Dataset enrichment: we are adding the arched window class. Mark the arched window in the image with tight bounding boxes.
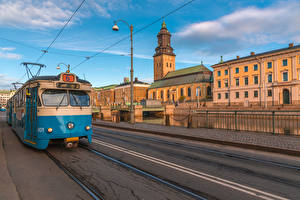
[166,63,168,67]
[160,90,164,100]
[170,63,172,68]
[180,88,184,96]
[188,87,191,97]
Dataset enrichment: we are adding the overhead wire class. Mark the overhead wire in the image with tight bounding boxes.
[35,0,86,63]
[71,0,197,70]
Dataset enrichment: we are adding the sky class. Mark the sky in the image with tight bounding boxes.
[0,0,299,89]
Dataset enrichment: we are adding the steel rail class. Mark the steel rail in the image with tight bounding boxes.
[45,150,104,200]
[79,144,208,200]
[92,126,300,171]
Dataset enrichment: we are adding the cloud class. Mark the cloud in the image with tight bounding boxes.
[0,0,132,29]
[0,74,17,89]
[0,47,22,59]
[175,0,300,55]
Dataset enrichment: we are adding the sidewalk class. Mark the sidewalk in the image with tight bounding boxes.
[93,120,300,156]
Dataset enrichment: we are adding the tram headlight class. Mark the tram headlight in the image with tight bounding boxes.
[85,125,90,131]
[67,122,74,129]
[47,128,53,133]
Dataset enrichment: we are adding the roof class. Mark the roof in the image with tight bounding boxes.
[25,74,91,84]
[150,71,212,89]
[212,44,300,67]
[116,80,150,87]
[164,64,211,79]
[93,84,118,91]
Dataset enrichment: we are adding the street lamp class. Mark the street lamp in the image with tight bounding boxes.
[112,19,134,123]
[57,63,70,73]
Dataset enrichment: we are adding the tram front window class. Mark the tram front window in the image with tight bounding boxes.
[42,89,68,106]
[69,91,90,107]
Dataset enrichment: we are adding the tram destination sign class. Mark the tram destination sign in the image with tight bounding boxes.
[56,83,80,89]
[62,74,75,82]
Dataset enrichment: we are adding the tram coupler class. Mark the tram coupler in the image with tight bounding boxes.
[64,137,79,148]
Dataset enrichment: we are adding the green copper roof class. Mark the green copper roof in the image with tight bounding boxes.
[150,64,212,89]
[165,64,211,79]
[93,84,118,91]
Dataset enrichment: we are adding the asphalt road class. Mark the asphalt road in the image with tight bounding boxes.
[86,125,300,200]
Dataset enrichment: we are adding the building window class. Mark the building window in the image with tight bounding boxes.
[160,90,164,99]
[244,77,248,85]
[244,91,248,98]
[218,81,221,88]
[283,59,288,66]
[225,69,228,75]
[254,90,258,98]
[218,71,221,76]
[268,74,272,83]
[254,76,258,84]
[235,68,239,74]
[196,87,201,96]
[167,90,170,98]
[170,63,172,68]
[244,66,248,72]
[283,72,288,81]
[253,64,258,71]
[236,92,239,99]
[224,80,228,87]
[153,92,156,99]
[188,87,191,97]
[236,78,239,86]
[218,93,221,99]
[180,88,184,96]
[225,93,229,99]
[166,63,168,67]
[267,62,272,69]
[268,90,272,97]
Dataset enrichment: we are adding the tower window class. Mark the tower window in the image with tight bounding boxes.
[166,63,168,67]
[170,63,172,68]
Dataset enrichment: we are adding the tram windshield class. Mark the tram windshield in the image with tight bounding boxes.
[42,89,68,106]
[41,89,90,107]
[69,90,90,106]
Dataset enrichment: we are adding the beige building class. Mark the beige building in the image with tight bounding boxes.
[0,90,15,107]
[212,43,300,107]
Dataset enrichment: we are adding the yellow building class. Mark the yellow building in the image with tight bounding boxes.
[148,21,213,103]
[212,43,300,107]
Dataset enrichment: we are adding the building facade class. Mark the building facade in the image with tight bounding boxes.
[0,90,15,107]
[148,21,213,103]
[114,78,150,105]
[212,43,300,107]
[93,85,117,106]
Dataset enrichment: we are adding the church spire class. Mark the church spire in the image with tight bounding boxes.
[161,20,166,29]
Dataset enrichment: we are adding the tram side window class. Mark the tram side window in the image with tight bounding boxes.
[42,89,68,106]
[69,91,90,106]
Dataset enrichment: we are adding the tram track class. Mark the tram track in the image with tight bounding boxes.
[93,126,300,171]
[45,150,105,200]
[79,142,209,200]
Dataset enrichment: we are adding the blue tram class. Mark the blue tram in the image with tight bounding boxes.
[6,72,93,149]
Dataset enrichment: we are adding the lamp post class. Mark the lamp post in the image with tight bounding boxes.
[112,19,134,123]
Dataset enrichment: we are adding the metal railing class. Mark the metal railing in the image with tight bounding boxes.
[192,110,300,135]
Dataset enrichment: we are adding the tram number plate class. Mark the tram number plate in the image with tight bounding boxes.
[63,74,74,82]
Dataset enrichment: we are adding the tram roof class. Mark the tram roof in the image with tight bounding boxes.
[25,75,91,84]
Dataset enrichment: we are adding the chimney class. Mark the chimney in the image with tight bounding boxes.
[236,56,240,59]
[250,52,255,56]
[124,77,129,83]
[134,77,138,82]
[289,43,294,48]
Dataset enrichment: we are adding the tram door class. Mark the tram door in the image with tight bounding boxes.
[25,87,38,142]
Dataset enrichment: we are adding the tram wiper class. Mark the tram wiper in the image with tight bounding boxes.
[71,93,82,110]
[56,94,66,110]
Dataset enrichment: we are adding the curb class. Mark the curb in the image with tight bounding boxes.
[92,122,300,157]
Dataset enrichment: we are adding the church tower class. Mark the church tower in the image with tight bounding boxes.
[153,21,176,81]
